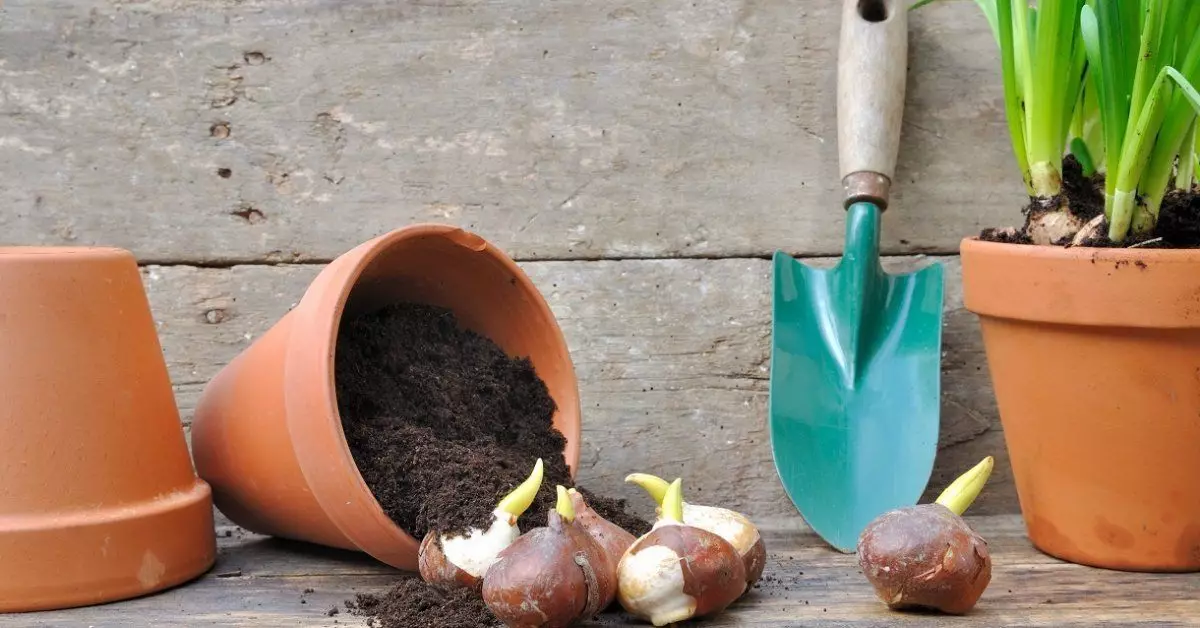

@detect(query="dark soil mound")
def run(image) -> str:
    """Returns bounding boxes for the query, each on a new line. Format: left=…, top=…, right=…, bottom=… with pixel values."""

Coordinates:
left=335, top=302, right=651, bottom=540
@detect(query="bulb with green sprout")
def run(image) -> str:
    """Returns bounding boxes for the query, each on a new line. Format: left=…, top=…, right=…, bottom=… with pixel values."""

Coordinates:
left=625, top=472, right=766, bottom=587
left=483, top=485, right=617, bottom=627
left=418, top=458, right=544, bottom=590
left=617, top=478, right=747, bottom=626
left=856, top=456, right=995, bottom=615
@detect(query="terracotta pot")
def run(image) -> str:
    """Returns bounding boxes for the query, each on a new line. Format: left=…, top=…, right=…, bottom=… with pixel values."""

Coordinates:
left=961, top=237, right=1200, bottom=572
left=0, top=247, right=216, bottom=612
left=191, top=224, right=581, bottom=571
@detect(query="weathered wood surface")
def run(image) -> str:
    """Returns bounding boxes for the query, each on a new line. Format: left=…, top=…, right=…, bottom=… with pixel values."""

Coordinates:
left=0, top=0, right=1022, bottom=263
left=10, top=517, right=1200, bottom=627
left=144, top=255, right=1011, bottom=519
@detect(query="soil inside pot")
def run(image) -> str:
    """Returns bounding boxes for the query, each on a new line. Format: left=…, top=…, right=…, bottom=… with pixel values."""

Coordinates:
left=978, top=154, right=1200, bottom=248
left=335, top=301, right=649, bottom=541
left=335, top=301, right=651, bottom=540
left=336, top=302, right=656, bottom=627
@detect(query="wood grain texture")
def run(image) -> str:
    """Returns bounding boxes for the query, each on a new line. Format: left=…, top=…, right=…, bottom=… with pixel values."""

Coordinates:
left=10, top=517, right=1200, bottom=626
left=837, top=0, right=907, bottom=184
left=0, top=0, right=1023, bottom=263
left=141, top=255, right=1011, bottom=520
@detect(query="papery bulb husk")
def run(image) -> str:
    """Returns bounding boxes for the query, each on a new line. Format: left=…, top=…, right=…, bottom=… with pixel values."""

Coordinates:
left=617, top=522, right=747, bottom=626
left=856, top=503, right=992, bottom=615
left=681, top=502, right=765, bottom=588
left=418, top=530, right=482, bottom=590
left=569, top=491, right=636, bottom=581
left=482, top=512, right=616, bottom=628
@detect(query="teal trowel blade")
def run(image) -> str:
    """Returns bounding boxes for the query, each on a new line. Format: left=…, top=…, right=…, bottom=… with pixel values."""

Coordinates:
left=768, top=201, right=943, bottom=553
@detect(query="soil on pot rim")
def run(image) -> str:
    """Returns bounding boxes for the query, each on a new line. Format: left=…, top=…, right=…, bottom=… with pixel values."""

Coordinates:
left=978, top=154, right=1200, bottom=248
left=334, top=302, right=651, bottom=540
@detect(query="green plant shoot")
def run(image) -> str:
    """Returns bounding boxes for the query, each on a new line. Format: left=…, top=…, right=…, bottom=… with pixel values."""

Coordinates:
left=913, top=0, right=1089, bottom=243
left=1177, top=118, right=1198, bottom=191
left=1078, top=0, right=1200, bottom=242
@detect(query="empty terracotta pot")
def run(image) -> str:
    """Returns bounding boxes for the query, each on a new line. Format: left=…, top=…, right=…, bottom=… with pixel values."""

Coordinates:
left=961, top=237, right=1200, bottom=571
left=190, top=224, right=581, bottom=571
left=0, top=247, right=216, bottom=612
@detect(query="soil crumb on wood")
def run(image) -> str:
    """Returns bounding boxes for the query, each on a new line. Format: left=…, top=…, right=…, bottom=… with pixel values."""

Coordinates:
left=345, top=577, right=501, bottom=628
left=335, top=302, right=651, bottom=540
left=978, top=155, right=1200, bottom=248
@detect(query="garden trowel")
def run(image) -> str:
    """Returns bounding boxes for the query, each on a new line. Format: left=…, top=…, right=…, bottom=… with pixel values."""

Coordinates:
left=768, top=0, right=944, bottom=553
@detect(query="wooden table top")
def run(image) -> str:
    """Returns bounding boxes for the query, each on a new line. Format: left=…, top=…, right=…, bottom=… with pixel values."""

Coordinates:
left=6, top=515, right=1199, bottom=626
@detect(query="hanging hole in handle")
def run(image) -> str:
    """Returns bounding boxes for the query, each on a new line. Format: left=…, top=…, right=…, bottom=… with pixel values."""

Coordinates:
left=857, top=0, right=888, bottom=22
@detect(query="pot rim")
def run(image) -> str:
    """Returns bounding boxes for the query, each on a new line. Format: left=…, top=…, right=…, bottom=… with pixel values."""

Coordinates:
left=281, top=224, right=580, bottom=568
left=960, top=236, right=1200, bottom=328
left=960, top=236, right=1200, bottom=262
left=0, top=246, right=133, bottom=260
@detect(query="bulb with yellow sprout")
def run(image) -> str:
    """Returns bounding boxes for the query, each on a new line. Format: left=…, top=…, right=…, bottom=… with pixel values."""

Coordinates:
left=625, top=472, right=766, bottom=587
left=418, top=458, right=544, bottom=590
left=856, top=456, right=996, bottom=615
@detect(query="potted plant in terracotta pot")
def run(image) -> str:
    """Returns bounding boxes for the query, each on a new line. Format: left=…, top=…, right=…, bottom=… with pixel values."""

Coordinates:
left=0, top=246, right=215, bottom=612
left=191, top=224, right=650, bottom=574
left=915, top=0, right=1200, bottom=571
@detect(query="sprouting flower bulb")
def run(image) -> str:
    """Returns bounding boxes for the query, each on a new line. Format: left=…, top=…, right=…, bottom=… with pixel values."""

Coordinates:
left=617, top=478, right=747, bottom=626
left=565, top=487, right=634, bottom=612
left=625, top=472, right=766, bottom=587
left=567, top=488, right=636, bottom=568
left=483, top=485, right=617, bottom=627
left=418, top=458, right=544, bottom=589
left=857, top=456, right=995, bottom=615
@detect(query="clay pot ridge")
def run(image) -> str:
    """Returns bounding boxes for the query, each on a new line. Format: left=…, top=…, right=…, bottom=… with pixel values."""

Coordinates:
left=191, top=224, right=582, bottom=571
left=962, top=237, right=1200, bottom=572
left=0, top=246, right=215, bottom=612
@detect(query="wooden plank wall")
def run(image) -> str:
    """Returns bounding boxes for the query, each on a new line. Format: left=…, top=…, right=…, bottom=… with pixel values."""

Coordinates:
left=0, top=0, right=1024, bottom=518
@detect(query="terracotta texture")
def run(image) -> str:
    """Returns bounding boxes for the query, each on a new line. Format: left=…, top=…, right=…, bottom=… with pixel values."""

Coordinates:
left=0, top=247, right=215, bottom=612
left=191, top=224, right=581, bottom=571
left=961, top=237, right=1200, bottom=571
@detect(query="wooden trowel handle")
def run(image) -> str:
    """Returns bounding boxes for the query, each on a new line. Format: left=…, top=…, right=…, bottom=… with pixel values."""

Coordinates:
left=837, top=0, right=907, bottom=210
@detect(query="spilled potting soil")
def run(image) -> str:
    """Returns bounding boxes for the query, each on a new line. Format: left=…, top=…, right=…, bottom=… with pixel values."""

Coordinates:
left=335, top=301, right=649, bottom=540
left=345, top=577, right=502, bottom=628
left=334, top=302, right=652, bottom=626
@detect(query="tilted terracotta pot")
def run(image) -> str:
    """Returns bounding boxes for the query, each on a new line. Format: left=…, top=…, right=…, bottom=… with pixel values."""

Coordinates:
left=190, top=224, right=581, bottom=571
left=961, top=237, right=1200, bottom=572
left=0, top=247, right=215, bottom=612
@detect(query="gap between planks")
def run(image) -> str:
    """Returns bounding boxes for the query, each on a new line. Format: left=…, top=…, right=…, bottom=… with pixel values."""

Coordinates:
left=135, top=251, right=955, bottom=268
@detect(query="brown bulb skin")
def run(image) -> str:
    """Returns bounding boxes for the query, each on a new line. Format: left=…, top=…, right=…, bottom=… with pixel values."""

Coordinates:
left=482, top=512, right=616, bottom=628
left=618, top=523, right=747, bottom=625
left=742, top=535, right=767, bottom=587
left=418, top=530, right=483, bottom=590
left=569, top=491, right=636, bottom=574
left=856, top=503, right=992, bottom=615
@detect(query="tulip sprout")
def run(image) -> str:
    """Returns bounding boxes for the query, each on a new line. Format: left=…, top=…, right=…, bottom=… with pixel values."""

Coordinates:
left=495, top=457, right=545, bottom=519
left=555, top=484, right=575, bottom=521
left=933, top=455, right=995, bottom=516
